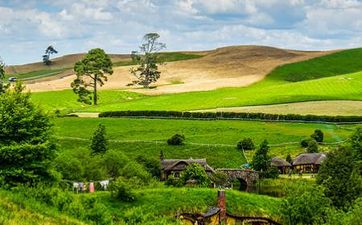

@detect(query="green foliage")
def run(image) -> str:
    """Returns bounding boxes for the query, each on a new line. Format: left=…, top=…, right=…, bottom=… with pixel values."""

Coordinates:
left=237, top=138, right=255, bottom=150
left=71, top=48, right=113, bottom=105
left=252, top=140, right=271, bottom=173
left=103, top=150, right=128, bottom=178
left=0, top=82, right=52, bottom=145
left=351, top=128, right=362, bottom=159
left=0, top=59, right=5, bottom=93
left=311, top=129, right=324, bottom=142
left=306, top=139, right=319, bottom=153
left=286, top=154, right=293, bottom=164
left=90, top=124, right=108, bottom=155
left=300, top=138, right=311, bottom=148
left=121, top=161, right=152, bottom=186
left=54, top=154, right=84, bottom=181
left=42, top=45, right=58, bottom=65
left=167, top=133, right=185, bottom=145
left=131, top=33, right=166, bottom=88
left=281, top=183, right=331, bottom=225
left=269, top=48, right=362, bottom=82
left=211, top=172, right=228, bottom=188
left=109, top=177, right=136, bottom=202
left=136, top=155, right=161, bottom=178
left=179, top=163, right=211, bottom=187
left=317, top=146, right=362, bottom=208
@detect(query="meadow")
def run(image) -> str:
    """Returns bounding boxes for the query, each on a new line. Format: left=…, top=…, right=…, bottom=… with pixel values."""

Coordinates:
left=54, top=117, right=359, bottom=167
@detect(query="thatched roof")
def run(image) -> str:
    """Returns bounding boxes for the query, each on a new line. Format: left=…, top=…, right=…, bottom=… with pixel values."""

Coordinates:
left=293, top=153, right=326, bottom=166
left=161, top=158, right=215, bottom=172
left=271, top=157, right=291, bottom=167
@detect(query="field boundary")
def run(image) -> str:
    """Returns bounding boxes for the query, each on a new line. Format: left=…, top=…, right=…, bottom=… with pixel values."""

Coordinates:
left=98, top=111, right=362, bottom=124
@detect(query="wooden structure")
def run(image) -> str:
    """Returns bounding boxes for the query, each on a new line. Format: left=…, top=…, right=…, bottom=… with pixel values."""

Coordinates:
left=160, top=158, right=215, bottom=180
left=292, top=153, right=326, bottom=173
left=271, top=157, right=291, bottom=174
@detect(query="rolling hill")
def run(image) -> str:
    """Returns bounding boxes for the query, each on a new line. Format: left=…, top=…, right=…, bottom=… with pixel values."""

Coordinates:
left=24, top=46, right=331, bottom=94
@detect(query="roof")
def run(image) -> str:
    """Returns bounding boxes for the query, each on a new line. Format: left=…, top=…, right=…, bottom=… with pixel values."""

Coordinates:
left=293, top=153, right=326, bottom=166
left=271, top=157, right=291, bottom=167
left=161, top=158, right=215, bottom=172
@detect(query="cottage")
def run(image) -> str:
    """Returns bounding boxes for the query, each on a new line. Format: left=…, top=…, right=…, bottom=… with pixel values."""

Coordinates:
left=160, top=158, right=215, bottom=180
left=271, top=157, right=292, bottom=174
left=292, top=153, right=326, bottom=173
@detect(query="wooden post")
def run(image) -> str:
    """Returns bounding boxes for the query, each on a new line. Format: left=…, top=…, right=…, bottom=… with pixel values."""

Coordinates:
left=217, top=190, right=227, bottom=224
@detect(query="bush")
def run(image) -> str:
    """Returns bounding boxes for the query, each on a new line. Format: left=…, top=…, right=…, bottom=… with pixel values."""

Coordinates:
left=300, top=139, right=311, bottom=148
left=136, top=155, right=161, bottom=178
left=236, top=138, right=255, bottom=150
left=179, top=163, right=210, bottom=187
left=311, top=129, right=324, bottom=143
left=121, top=161, right=152, bottom=185
left=109, top=178, right=136, bottom=202
left=55, top=154, right=84, bottom=181
left=306, top=139, right=319, bottom=153
left=103, top=150, right=128, bottom=178
left=167, top=134, right=185, bottom=145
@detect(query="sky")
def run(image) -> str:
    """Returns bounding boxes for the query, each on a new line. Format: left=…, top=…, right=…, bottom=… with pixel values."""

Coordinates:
left=1, top=0, right=362, bottom=65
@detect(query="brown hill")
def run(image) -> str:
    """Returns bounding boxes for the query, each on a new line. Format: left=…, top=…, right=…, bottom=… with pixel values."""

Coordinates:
left=26, top=46, right=335, bottom=94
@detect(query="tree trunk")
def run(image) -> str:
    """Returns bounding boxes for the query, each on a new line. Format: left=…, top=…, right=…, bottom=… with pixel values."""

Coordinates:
left=93, top=75, right=97, bottom=105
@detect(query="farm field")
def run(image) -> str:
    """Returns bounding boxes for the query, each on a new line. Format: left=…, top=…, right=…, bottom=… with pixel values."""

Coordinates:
left=54, top=117, right=360, bottom=167
left=32, top=70, right=362, bottom=113
left=198, top=100, right=362, bottom=116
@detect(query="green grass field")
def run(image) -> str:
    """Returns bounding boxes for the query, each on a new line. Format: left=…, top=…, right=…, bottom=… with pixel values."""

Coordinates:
left=268, top=48, right=362, bottom=82
left=32, top=70, right=362, bottom=113
left=6, top=68, right=68, bottom=81
left=54, top=117, right=359, bottom=167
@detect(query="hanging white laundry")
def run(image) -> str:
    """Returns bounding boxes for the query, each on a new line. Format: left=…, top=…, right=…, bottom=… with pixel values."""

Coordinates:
left=99, top=180, right=109, bottom=190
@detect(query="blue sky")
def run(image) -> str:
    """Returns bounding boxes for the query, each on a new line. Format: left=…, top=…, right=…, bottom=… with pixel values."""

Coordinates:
left=1, top=0, right=362, bottom=65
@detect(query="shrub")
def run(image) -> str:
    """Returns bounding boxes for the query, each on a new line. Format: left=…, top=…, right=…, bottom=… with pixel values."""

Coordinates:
left=286, top=154, right=293, bottom=164
left=109, top=178, right=136, bottom=202
left=103, top=150, right=128, bottom=178
left=179, top=163, right=210, bottom=187
left=167, top=134, right=185, bottom=145
left=306, top=139, right=319, bottom=153
left=311, top=129, right=324, bottom=143
left=55, top=154, right=84, bottom=181
left=236, top=138, right=255, bottom=150
left=300, top=139, right=311, bottom=148
left=121, top=161, right=152, bottom=185
left=136, top=155, right=161, bottom=178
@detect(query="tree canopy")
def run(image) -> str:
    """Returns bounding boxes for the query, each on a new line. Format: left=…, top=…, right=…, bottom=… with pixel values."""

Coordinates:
left=42, top=45, right=58, bottom=65
left=0, top=83, right=56, bottom=186
left=90, top=124, right=108, bottom=155
left=130, top=33, right=166, bottom=88
left=71, top=48, right=113, bottom=105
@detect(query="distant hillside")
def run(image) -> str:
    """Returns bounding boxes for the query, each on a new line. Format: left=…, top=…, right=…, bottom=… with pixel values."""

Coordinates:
left=27, top=45, right=332, bottom=94
left=268, top=47, right=362, bottom=82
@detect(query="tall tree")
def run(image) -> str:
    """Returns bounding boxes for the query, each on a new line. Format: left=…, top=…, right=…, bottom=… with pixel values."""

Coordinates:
left=0, top=82, right=57, bottom=186
left=71, top=48, right=113, bottom=105
left=42, top=45, right=58, bottom=65
left=130, top=33, right=166, bottom=88
left=251, top=140, right=278, bottom=178
left=0, top=58, right=5, bottom=93
left=351, top=128, right=362, bottom=159
left=90, top=124, right=108, bottom=155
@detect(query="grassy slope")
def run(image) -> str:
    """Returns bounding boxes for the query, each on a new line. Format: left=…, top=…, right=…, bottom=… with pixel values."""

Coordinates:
left=0, top=187, right=282, bottom=224
left=54, top=118, right=359, bottom=167
left=0, top=191, right=85, bottom=225
left=269, top=48, right=362, bottom=82
left=32, top=70, right=362, bottom=112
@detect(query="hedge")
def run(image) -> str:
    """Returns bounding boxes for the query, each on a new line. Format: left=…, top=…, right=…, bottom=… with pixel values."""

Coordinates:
left=98, top=111, right=362, bottom=123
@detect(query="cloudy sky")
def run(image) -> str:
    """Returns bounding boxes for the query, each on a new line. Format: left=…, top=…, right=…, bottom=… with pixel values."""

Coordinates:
left=1, top=0, right=362, bottom=65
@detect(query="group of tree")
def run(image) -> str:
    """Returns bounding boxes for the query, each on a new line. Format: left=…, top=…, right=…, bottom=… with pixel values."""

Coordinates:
left=300, top=129, right=324, bottom=153
left=71, top=33, right=164, bottom=105
left=282, top=128, right=362, bottom=225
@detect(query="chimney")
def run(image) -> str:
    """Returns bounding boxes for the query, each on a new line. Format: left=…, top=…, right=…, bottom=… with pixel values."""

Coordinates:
left=217, top=190, right=227, bottom=223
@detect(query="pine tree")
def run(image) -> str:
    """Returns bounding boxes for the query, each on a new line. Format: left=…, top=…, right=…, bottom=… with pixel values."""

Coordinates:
left=90, top=124, right=108, bottom=155
left=251, top=140, right=271, bottom=172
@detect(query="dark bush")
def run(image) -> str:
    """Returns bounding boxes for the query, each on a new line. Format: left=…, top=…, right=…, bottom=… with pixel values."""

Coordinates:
left=300, top=139, right=311, bottom=148
left=167, top=134, right=185, bottom=145
left=236, top=138, right=255, bottom=150
left=311, top=129, right=324, bottom=143
left=306, top=139, right=319, bottom=153
left=136, top=155, right=161, bottom=178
